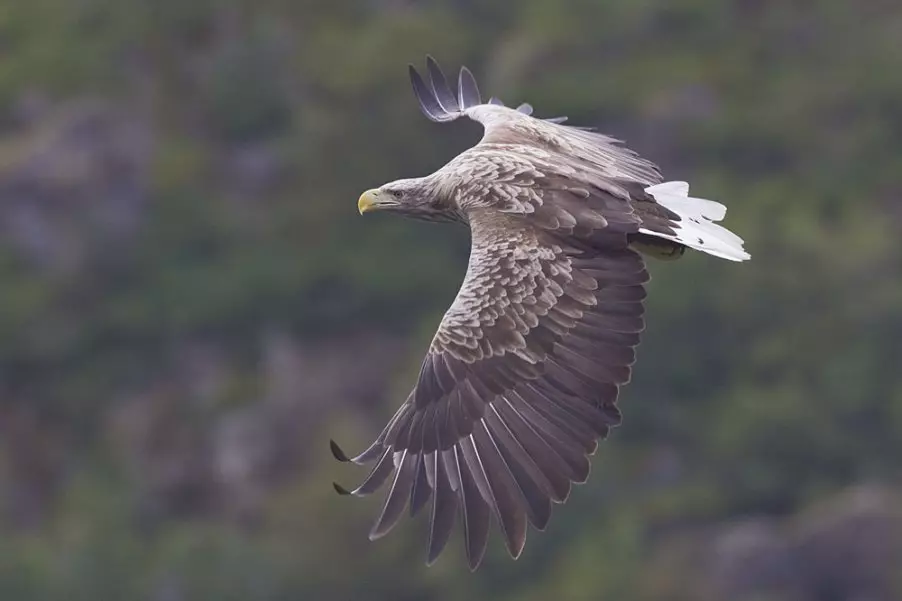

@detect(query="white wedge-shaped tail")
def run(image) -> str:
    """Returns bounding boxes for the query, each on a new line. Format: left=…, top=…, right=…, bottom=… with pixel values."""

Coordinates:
left=641, top=181, right=751, bottom=262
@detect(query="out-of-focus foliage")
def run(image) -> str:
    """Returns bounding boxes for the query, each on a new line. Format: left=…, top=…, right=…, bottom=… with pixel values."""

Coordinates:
left=0, top=1, right=900, bottom=599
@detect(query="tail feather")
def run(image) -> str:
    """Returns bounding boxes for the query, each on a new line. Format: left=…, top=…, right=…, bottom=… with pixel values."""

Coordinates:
left=640, top=181, right=750, bottom=262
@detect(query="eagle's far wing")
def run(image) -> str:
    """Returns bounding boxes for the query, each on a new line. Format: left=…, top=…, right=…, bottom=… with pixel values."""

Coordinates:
left=332, top=195, right=650, bottom=570
left=409, top=56, right=663, bottom=186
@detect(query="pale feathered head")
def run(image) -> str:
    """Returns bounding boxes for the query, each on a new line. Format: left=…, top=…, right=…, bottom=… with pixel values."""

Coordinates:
left=358, top=177, right=459, bottom=222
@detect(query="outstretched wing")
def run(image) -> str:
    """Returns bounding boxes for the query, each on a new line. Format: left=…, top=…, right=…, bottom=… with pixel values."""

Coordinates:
left=409, top=56, right=662, bottom=186
left=412, top=56, right=749, bottom=262
left=332, top=199, right=650, bottom=570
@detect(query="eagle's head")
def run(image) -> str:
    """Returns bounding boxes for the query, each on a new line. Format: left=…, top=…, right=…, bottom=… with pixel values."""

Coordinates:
left=358, top=177, right=459, bottom=222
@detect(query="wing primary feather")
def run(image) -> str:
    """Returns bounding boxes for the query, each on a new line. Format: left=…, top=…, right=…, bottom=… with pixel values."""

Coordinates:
left=409, top=453, right=432, bottom=517
left=330, top=438, right=383, bottom=465
left=532, top=377, right=616, bottom=438
left=447, top=389, right=471, bottom=442
left=455, top=446, right=490, bottom=571
left=414, top=356, right=443, bottom=408
left=541, top=360, right=621, bottom=412
left=544, top=356, right=607, bottom=399
left=424, top=451, right=437, bottom=489
left=458, top=379, right=487, bottom=423
left=383, top=401, right=415, bottom=448
left=420, top=402, right=441, bottom=453
left=518, top=383, right=598, bottom=450
left=571, top=322, right=641, bottom=347
left=410, top=396, right=437, bottom=515
left=329, top=439, right=351, bottom=462
left=564, top=331, right=637, bottom=364
left=427, top=451, right=458, bottom=565
left=579, top=309, right=644, bottom=333
left=349, top=447, right=395, bottom=496
left=435, top=389, right=456, bottom=450
left=596, top=284, right=647, bottom=303
left=484, top=404, right=555, bottom=527
left=458, top=66, right=482, bottom=109
left=506, top=391, right=591, bottom=482
left=459, top=435, right=495, bottom=509
left=396, top=407, right=424, bottom=449
left=554, top=342, right=631, bottom=385
left=369, top=450, right=416, bottom=540
left=426, top=55, right=460, bottom=113
left=495, top=397, right=573, bottom=502
left=469, top=424, right=529, bottom=558
left=477, top=418, right=551, bottom=557
left=409, top=65, right=451, bottom=122
left=442, top=448, right=461, bottom=491
left=429, top=353, right=458, bottom=395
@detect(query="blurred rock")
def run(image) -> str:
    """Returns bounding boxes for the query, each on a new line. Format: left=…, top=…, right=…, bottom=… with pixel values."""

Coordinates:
left=0, top=404, right=65, bottom=530
left=211, top=330, right=406, bottom=521
left=0, top=98, right=153, bottom=273
left=791, top=486, right=902, bottom=601
left=650, top=485, right=902, bottom=601
left=107, top=330, right=406, bottom=523
left=221, top=142, right=286, bottom=197
left=704, top=518, right=803, bottom=600
left=109, top=385, right=217, bottom=523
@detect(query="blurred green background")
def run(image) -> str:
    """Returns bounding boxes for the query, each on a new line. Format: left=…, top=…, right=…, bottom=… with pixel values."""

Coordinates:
left=1, top=1, right=901, bottom=599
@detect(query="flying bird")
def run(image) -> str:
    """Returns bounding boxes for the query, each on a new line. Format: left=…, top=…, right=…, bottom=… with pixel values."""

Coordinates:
left=332, top=56, right=749, bottom=570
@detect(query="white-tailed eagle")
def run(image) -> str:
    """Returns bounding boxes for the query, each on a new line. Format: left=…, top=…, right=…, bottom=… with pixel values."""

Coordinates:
left=332, top=57, right=749, bottom=570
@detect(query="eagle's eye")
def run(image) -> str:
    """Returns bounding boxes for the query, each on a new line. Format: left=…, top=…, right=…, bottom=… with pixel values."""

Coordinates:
left=388, top=189, right=402, bottom=198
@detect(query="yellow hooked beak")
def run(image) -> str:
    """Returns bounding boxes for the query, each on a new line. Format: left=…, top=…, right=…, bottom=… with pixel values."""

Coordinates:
left=358, top=189, right=378, bottom=215
left=358, top=188, right=401, bottom=215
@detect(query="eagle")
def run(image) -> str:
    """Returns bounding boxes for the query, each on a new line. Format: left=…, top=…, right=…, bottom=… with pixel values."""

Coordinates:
left=331, top=56, right=749, bottom=570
